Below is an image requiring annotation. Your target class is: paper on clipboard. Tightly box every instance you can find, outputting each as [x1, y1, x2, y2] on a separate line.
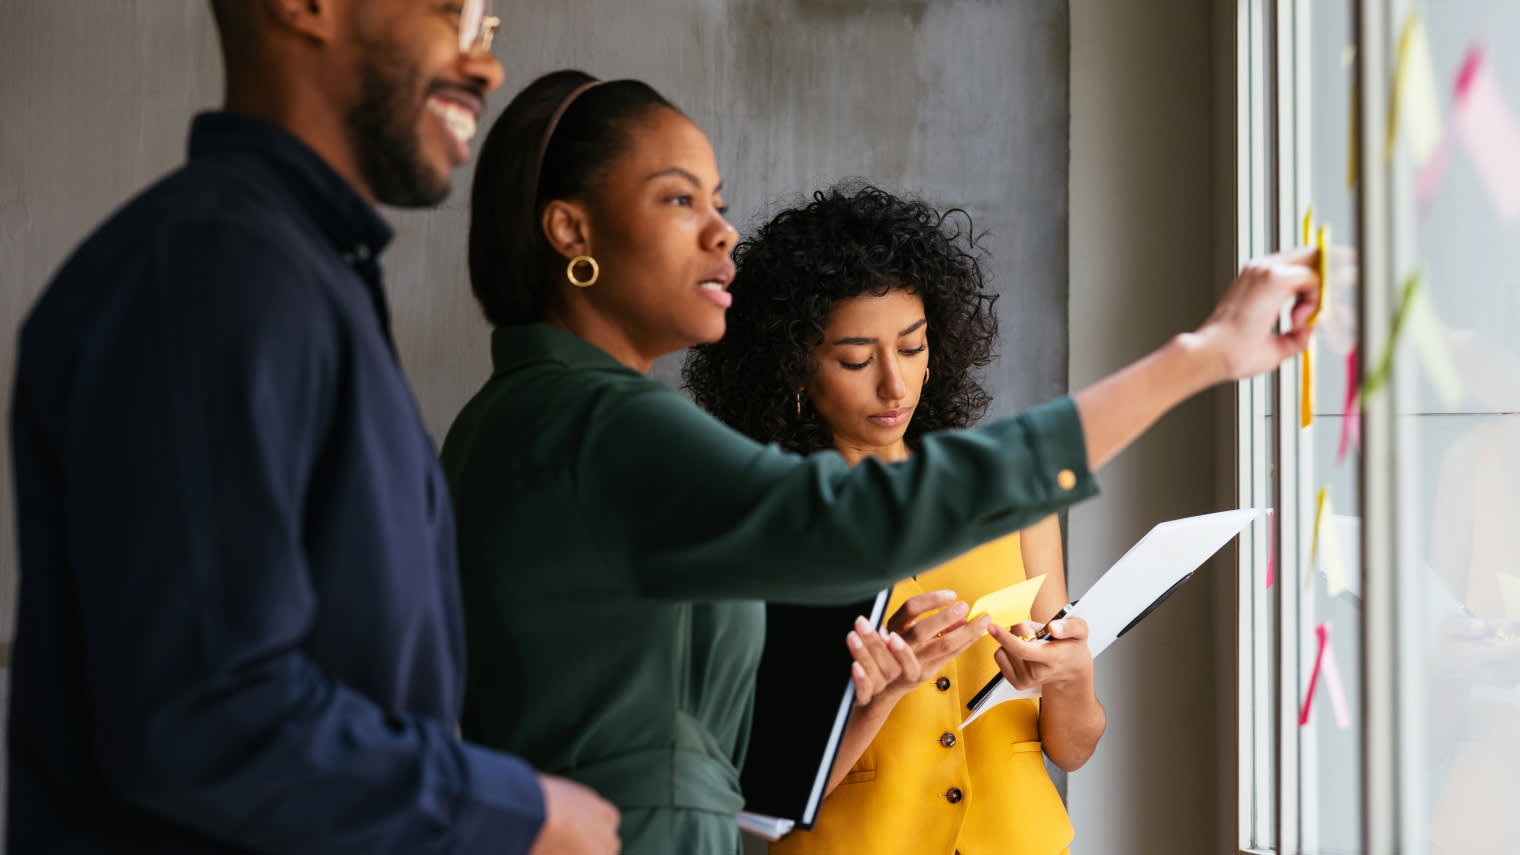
[960, 509, 1262, 729]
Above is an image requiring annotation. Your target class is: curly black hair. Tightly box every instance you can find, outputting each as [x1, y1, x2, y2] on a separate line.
[683, 182, 1000, 454]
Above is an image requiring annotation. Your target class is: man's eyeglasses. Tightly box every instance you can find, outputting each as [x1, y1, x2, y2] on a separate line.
[459, 0, 500, 54]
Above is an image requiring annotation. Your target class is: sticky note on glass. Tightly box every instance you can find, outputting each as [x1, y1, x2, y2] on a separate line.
[967, 574, 1046, 629]
[1361, 271, 1421, 401]
[1298, 622, 1327, 727]
[1337, 345, 1362, 465]
[1497, 574, 1520, 621]
[1317, 490, 1351, 597]
[1307, 223, 1330, 325]
[1454, 45, 1520, 221]
[1407, 281, 1465, 407]
[1318, 623, 1352, 729]
[1300, 340, 1315, 429]
[1387, 9, 1444, 165]
[1303, 485, 1350, 597]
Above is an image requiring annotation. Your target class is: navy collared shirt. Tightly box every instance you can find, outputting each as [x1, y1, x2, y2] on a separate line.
[8, 112, 545, 853]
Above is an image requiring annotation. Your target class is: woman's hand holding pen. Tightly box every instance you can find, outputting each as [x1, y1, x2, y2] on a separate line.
[987, 617, 1095, 694]
[847, 590, 992, 711]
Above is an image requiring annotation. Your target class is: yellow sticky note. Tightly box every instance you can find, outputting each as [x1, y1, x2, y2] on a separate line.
[1318, 491, 1351, 597]
[1303, 487, 1351, 597]
[1497, 574, 1520, 621]
[967, 574, 1047, 629]
[1307, 224, 1330, 325]
[1387, 10, 1444, 165]
[1304, 487, 1326, 592]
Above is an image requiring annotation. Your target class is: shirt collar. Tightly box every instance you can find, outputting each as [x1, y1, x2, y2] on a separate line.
[490, 323, 641, 376]
[187, 111, 393, 262]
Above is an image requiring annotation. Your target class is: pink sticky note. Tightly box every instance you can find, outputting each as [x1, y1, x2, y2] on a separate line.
[1454, 45, 1520, 221]
[1266, 509, 1276, 590]
[1318, 623, 1352, 729]
[1298, 622, 1329, 727]
[1337, 345, 1362, 465]
[1417, 129, 1455, 214]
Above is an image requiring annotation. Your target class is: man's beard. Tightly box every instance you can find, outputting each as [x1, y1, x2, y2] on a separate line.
[345, 34, 450, 208]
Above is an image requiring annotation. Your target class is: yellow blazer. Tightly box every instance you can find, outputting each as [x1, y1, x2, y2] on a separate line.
[771, 533, 1073, 855]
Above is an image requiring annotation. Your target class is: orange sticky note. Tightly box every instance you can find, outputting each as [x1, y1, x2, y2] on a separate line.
[966, 574, 1047, 629]
[1301, 343, 1314, 429]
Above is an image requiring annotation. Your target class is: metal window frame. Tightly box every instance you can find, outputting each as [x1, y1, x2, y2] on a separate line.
[1356, 0, 1426, 852]
[1237, 0, 1429, 851]
[1239, 0, 1430, 851]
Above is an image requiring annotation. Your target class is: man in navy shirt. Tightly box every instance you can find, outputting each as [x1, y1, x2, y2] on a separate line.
[8, 2, 619, 852]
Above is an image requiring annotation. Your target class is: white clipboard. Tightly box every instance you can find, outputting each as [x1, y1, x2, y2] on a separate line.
[961, 508, 1262, 729]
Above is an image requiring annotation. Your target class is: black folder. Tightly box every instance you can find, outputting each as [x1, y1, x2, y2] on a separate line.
[739, 587, 893, 834]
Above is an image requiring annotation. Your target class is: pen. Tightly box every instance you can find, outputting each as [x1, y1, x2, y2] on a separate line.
[1019, 603, 1075, 642]
[965, 602, 1077, 711]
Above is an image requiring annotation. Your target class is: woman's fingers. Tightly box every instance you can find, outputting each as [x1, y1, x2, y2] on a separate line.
[850, 659, 874, 705]
[855, 617, 904, 683]
[887, 630, 921, 684]
[914, 616, 991, 670]
[887, 590, 961, 638]
[1045, 616, 1089, 642]
[847, 626, 887, 705]
[986, 622, 1090, 691]
[899, 600, 970, 648]
[1199, 247, 1324, 381]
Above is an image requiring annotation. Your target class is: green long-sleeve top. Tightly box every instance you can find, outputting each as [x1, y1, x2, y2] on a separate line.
[439, 323, 1098, 828]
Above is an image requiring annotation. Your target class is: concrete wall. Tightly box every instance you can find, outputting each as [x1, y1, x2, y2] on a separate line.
[1066, 1, 1239, 854]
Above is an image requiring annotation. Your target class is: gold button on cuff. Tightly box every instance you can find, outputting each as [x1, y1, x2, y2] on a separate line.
[1056, 469, 1077, 491]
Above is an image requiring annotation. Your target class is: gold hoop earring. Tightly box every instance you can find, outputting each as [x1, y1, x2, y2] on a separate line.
[567, 255, 599, 288]
[795, 389, 803, 417]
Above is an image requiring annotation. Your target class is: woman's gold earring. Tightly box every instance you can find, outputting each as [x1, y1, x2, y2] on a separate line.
[567, 255, 599, 288]
[795, 389, 802, 417]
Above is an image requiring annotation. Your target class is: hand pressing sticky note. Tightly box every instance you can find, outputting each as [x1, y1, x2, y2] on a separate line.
[1308, 223, 1330, 326]
[967, 574, 1047, 630]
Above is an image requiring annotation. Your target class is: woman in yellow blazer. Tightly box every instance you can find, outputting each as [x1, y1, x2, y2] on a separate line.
[684, 183, 1107, 855]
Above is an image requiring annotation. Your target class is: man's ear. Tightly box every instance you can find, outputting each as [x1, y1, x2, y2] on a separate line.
[260, 0, 338, 43]
[542, 199, 594, 262]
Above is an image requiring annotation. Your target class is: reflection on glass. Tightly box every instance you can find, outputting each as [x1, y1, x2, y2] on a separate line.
[1298, 1, 1363, 852]
[1403, 5, 1520, 854]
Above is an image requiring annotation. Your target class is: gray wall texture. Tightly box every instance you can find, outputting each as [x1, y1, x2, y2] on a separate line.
[1066, 1, 1239, 854]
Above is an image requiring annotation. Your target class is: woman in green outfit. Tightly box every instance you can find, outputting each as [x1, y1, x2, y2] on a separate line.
[443, 68, 1319, 855]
